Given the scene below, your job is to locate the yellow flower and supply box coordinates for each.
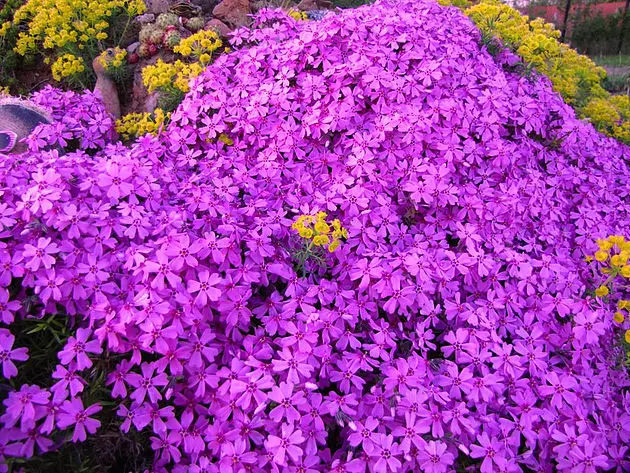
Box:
[621,266,630,278]
[218,134,234,146]
[174,29,222,61]
[98,47,127,71]
[594,285,609,297]
[313,234,330,247]
[314,221,330,234]
[51,53,85,82]
[611,254,625,267]
[115,108,169,140]
[618,300,629,310]
[609,235,625,246]
[625,329,630,344]
[298,227,313,239]
[614,312,625,323]
[594,250,608,262]
[328,239,340,253]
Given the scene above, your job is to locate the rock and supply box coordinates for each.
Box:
[212,0,251,28]
[129,52,176,114]
[134,13,156,24]
[126,41,141,55]
[205,18,232,37]
[0,97,52,154]
[192,0,220,14]
[145,0,170,14]
[297,0,333,10]
[92,53,121,119]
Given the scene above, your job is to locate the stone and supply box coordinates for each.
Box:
[126,41,141,55]
[134,13,156,24]
[297,0,333,10]
[92,52,121,119]
[192,0,220,14]
[0,97,51,154]
[145,0,170,14]
[205,18,232,37]
[212,0,251,28]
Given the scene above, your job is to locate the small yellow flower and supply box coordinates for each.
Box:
[298,227,313,239]
[621,266,630,278]
[620,300,630,310]
[614,312,625,323]
[594,250,608,262]
[328,239,341,253]
[625,329,630,344]
[313,234,330,247]
[594,285,609,297]
[314,221,330,234]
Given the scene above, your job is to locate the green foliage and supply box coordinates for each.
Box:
[4,313,153,473]
[570,7,630,56]
[332,0,374,8]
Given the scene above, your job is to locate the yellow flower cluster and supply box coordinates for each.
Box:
[142,59,204,93]
[98,47,127,71]
[51,53,85,81]
[173,29,222,64]
[445,0,630,144]
[587,235,630,347]
[0,21,11,38]
[292,212,348,253]
[288,10,308,21]
[583,95,630,143]
[9,0,145,55]
[115,108,169,140]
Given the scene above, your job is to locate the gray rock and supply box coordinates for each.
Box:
[145,0,170,14]
[0,98,52,154]
[126,41,141,54]
[135,13,156,24]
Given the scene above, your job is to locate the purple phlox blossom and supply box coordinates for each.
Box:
[418,440,454,473]
[127,362,169,403]
[0,329,28,378]
[265,422,305,466]
[470,432,507,473]
[56,397,102,442]
[369,434,402,473]
[268,382,306,423]
[2,384,49,430]
[58,328,102,370]
[22,237,59,271]
[0,288,20,324]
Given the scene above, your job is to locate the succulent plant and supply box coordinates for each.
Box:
[137,43,152,58]
[149,27,166,45]
[163,29,182,50]
[156,12,180,29]
[139,24,162,44]
[184,16,205,32]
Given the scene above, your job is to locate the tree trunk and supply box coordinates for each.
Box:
[560,0,572,43]
[618,0,630,54]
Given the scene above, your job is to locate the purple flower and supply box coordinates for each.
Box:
[127,362,169,404]
[23,237,59,271]
[58,328,102,370]
[265,422,305,466]
[268,381,305,423]
[0,329,28,378]
[57,398,102,442]
[418,441,454,473]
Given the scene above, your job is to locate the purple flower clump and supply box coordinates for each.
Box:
[0,0,630,472]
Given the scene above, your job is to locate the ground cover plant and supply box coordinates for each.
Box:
[0,0,630,472]
[449,0,630,145]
